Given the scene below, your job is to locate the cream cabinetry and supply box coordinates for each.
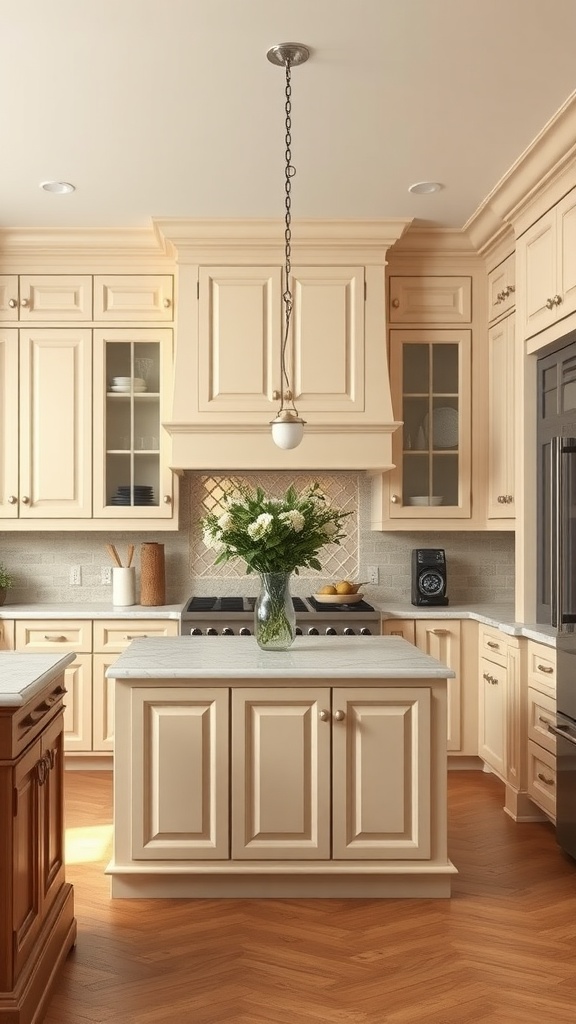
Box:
[381,618,476,755]
[14,618,179,755]
[0,620,14,650]
[93,275,173,321]
[197,265,366,417]
[0,274,92,321]
[487,254,515,322]
[487,314,515,519]
[112,677,442,896]
[389,276,471,324]
[478,625,522,798]
[517,188,576,341]
[0,328,92,520]
[526,640,556,820]
[385,329,472,519]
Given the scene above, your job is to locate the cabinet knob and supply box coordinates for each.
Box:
[391,494,400,504]
[163,495,171,504]
[8,298,17,308]
[334,709,346,721]
[20,297,29,308]
[319,709,330,722]
[7,495,17,504]
[163,297,171,308]
[553,294,562,306]
[391,297,400,308]
[546,297,555,309]
[21,495,30,504]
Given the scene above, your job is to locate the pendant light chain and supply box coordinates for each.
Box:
[280,57,296,413]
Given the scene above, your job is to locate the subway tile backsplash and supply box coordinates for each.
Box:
[0,473,514,606]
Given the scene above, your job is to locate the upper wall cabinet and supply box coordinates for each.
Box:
[389,277,472,324]
[94,276,173,322]
[0,275,92,321]
[517,189,576,341]
[487,254,515,323]
[487,315,515,520]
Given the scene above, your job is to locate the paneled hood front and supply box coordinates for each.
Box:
[155,219,412,472]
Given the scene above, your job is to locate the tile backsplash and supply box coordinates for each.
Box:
[0,472,515,606]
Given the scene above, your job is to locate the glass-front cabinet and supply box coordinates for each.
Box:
[93,329,174,519]
[388,330,472,518]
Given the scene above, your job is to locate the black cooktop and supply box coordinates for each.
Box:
[184,596,375,614]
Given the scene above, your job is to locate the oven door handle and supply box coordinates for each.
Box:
[548,722,576,746]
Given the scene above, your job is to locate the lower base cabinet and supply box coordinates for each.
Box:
[525,640,557,820]
[0,672,75,1023]
[110,678,453,898]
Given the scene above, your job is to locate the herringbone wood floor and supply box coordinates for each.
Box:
[43,771,576,1024]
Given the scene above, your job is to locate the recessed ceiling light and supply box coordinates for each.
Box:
[40,181,76,194]
[408,181,443,195]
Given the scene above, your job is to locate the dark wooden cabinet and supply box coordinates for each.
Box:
[0,669,76,1023]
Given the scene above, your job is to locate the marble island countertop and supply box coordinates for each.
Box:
[0,602,184,620]
[106,634,457,680]
[0,651,76,705]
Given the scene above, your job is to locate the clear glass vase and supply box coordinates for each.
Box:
[254,572,296,651]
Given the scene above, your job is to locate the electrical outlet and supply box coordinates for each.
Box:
[367,565,379,586]
[69,566,82,586]
[101,566,112,585]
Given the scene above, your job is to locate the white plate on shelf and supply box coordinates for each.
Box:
[110,385,147,393]
[423,407,458,448]
[313,592,364,604]
[408,496,443,506]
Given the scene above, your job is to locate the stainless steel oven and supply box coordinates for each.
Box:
[181,595,380,637]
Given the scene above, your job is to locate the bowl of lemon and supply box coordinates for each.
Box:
[313,580,367,604]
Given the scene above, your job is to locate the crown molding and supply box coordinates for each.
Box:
[0,225,173,271]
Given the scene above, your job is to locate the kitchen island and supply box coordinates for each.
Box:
[106,635,457,898]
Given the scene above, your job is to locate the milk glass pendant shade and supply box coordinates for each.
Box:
[267,43,309,450]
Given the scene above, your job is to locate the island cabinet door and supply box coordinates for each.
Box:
[331,687,432,860]
[231,688,331,860]
[128,687,229,860]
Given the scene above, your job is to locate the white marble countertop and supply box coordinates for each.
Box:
[106,635,457,680]
[0,651,76,706]
[378,603,558,645]
[0,603,184,620]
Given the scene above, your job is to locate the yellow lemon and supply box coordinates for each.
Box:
[335,580,354,595]
[318,584,337,595]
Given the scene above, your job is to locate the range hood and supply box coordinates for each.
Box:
[155,219,412,472]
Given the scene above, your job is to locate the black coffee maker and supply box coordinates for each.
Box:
[411,549,449,606]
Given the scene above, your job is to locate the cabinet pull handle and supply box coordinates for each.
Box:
[123,634,149,640]
[537,772,554,786]
[8,298,17,308]
[537,664,553,673]
[538,715,551,725]
[431,628,448,635]
[43,634,68,642]
[319,709,330,722]
[163,297,171,308]
[334,710,346,721]
[486,640,500,649]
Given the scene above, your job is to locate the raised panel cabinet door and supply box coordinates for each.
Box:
[487,255,515,322]
[127,686,229,860]
[198,267,282,415]
[231,687,331,859]
[478,657,506,777]
[62,654,93,752]
[19,329,92,518]
[415,621,462,752]
[0,275,19,321]
[94,275,174,321]
[92,654,116,751]
[12,738,42,983]
[519,209,556,338]
[0,329,19,518]
[557,189,576,322]
[487,315,515,518]
[18,275,92,321]
[39,713,66,923]
[291,266,365,413]
[389,276,471,324]
[332,686,431,859]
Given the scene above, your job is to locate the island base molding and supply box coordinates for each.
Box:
[106,864,457,899]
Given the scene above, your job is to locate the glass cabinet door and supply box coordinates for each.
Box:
[389,330,471,518]
[93,329,173,518]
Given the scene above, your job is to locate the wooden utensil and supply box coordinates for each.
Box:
[105,544,122,568]
[126,545,135,568]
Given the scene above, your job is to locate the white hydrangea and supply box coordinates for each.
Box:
[217,511,233,531]
[321,520,338,538]
[247,512,274,540]
[279,509,305,532]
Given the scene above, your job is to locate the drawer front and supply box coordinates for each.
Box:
[93,275,174,321]
[15,619,91,653]
[488,254,515,321]
[381,619,416,644]
[527,739,556,820]
[12,676,67,757]
[527,640,556,696]
[528,687,556,755]
[93,618,179,652]
[478,625,508,667]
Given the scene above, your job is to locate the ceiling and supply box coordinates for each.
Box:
[3,0,576,232]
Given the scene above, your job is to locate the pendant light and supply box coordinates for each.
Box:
[267,43,309,450]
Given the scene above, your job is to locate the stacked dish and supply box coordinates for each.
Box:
[110,376,147,393]
[110,485,155,506]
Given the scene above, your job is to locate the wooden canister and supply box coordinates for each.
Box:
[140,542,166,606]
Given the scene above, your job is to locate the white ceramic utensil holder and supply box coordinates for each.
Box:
[112,567,136,606]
